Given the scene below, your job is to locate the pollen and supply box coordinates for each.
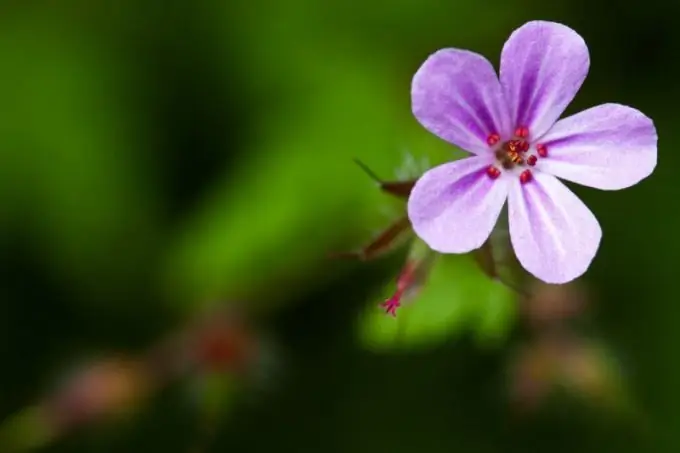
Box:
[507,151,524,165]
[506,139,530,154]
[506,140,520,152]
[527,155,537,166]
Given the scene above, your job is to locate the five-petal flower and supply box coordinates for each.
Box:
[407,21,657,284]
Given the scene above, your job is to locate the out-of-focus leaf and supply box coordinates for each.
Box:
[192,373,237,420]
[359,252,516,351]
[0,15,158,303]
[473,283,516,346]
[0,406,55,453]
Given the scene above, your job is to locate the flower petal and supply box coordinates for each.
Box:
[407,156,508,253]
[534,104,657,190]
[412,49,511,155]
[508,172,601,284]
[500,21,589,139]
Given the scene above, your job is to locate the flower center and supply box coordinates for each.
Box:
[485,126,549,184]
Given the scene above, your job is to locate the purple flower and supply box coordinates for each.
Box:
[407,21,657,284]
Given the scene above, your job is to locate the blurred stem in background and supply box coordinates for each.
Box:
[0,306,265,453]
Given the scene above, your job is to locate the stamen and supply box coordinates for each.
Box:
[536,144,548,158]
[487,133,501,146]
[519,169,533,184]
[380,295,401,317]
[487,165,501,179]
[527,155,537,166]
[514,126,529,138]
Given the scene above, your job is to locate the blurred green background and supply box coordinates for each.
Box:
[0,1,677,452]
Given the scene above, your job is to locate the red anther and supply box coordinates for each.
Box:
[486,165,501,179]
[519,170,533,184]
[536,144,548,158]
[487,133,501,146]
[527,155,537,166]
[514,126,529,138]
[520,141,530,152]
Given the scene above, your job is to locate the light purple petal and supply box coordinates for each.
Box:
[534,103,657,190]
[500,21,589,139]
[407,156,508,253]
[508,172,601,284]
[412,49,511,155]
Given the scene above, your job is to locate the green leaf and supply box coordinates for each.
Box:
[0,17,158,305]
[358,252,516,351]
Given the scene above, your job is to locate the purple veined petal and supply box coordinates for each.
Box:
[500,21,590,139]
[508,172,601,284]
[534,103,657,190]
[407,156,508,253]
[412,49,511,155]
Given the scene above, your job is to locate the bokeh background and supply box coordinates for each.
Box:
[0,1,677,452]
